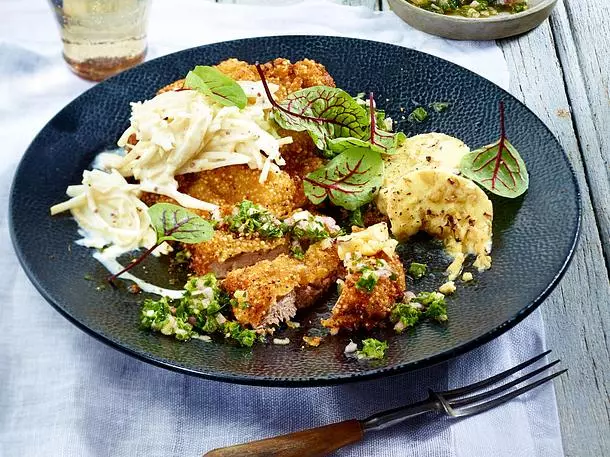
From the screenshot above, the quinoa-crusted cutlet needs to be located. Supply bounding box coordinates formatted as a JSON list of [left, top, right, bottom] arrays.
[[222, 241, 341, 329], [152, 57, 337, 281], [322, 253, 406, 332]]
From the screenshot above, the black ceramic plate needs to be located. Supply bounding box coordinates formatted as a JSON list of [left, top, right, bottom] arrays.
[[10, 36, 580, 386]]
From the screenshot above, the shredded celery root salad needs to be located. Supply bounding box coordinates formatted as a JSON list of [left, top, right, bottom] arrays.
[[50, 63, 529, 357]]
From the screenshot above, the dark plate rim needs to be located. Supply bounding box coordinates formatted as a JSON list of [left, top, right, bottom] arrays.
[[9, 35, 582, 387]]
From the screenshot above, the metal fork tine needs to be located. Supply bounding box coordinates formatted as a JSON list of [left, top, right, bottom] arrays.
[[441, 350, 552, 398], [451, 369, 568, 418], [449, 360, 560, 408]]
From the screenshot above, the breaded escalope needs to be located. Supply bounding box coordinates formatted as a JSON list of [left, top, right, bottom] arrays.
[[322, 253, 406, 333], [156, 58, 332, 178], [223, 241, 341, 329], [223, 254, 304, 329], [188, 230, 289, 279], [217, 57, 336, 101], [153, 58, 337, 280], [158, 58, 335, 101], [294, 241, 342, 309], [177, 165, 306, 218]]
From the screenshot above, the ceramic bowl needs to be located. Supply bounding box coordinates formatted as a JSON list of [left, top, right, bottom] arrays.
[[387, 0, 558, 40]]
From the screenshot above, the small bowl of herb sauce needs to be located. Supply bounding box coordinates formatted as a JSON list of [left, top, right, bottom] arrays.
[[387, 0, 558, 40]]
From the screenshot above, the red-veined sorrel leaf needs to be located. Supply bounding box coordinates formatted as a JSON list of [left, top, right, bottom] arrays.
[[184, 66, 247, 108], [108, 203, 214, 282], [149, 203, 214, 243], [324, 94, 405, 158], [327, 137, 379, 157], [460, 102, 529, 198], [365, 92, 405, 155], [255, 64, 369, 150], [303, 147, 383, 210]]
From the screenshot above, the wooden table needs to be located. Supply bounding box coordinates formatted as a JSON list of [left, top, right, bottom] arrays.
[[213, 1, 610, 455]]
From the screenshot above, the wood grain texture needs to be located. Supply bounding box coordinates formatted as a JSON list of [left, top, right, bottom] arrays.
[[203, 420, 363, 457], [499, 12, 610, 457], [548, 0, 610, 272]]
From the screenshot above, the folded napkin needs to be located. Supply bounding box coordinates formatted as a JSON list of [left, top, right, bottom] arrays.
[[0, 1, 562, 456]]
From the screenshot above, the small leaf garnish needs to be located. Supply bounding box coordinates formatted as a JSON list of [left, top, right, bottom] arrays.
[[365, 92, 405, 155], [303, 147, 383, 211], [320, 93, 404, 158], [255, 64, 369, 149], [149, 203, 215, 243], [326, 137, 378, 158], [460, 102, 529, 198], [107, 203, 214, 282], [408, 106, 428, 123], [184, 65, 247, 108]]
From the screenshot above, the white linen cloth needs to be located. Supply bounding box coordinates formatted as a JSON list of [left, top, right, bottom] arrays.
[[0, 1, 563, 456]]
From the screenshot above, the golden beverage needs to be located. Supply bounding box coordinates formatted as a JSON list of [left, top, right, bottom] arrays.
[[50, 0, 151, 81]]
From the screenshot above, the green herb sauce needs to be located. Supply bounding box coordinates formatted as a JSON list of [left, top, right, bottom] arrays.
[[409, 0, 527, 18]]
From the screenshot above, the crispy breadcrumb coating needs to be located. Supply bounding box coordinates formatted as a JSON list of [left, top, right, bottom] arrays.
[[158, 58, 335, 101], [223, 241, 341, 328], [188, 231, 288, 277], [177, 165, 305, 218], [322, 253, 406, 332], [223, 254, 304, 328]]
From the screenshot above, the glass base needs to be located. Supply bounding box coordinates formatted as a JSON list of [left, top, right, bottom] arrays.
[[64, 49, 146, 81]]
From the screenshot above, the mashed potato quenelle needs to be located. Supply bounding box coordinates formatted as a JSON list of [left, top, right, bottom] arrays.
[[384, 169, 493, 279]]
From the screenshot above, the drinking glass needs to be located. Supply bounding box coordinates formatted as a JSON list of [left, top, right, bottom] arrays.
[[49, 0, 151, 81]]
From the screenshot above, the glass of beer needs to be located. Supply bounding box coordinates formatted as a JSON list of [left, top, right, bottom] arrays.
[[49, 0, 151, 81]]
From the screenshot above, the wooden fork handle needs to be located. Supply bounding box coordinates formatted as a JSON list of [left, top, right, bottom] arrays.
[[203, 419, 364, 457]]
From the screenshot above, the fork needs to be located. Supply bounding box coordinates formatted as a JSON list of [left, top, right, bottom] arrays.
[[203, 350, 565, 457]]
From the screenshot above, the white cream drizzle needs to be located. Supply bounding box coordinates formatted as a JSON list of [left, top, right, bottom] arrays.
[[93, 251, 184, 299]]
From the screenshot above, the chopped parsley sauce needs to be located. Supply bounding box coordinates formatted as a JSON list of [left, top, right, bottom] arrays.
[[409, 0, 527, 17]]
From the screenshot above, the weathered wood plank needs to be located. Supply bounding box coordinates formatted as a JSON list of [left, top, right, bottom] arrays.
[[499, 15, 610, 457], [548, 0, 610, 272]]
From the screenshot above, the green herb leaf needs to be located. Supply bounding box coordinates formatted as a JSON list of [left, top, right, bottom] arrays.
[[148, 203, 214, 244], [108, 204, 214, 283], [303, 147, 383, 211], [223, 321, 257, 347], [357, 338, 388, 360], [140, 296, 171, 331], [366, 92, 406, 155], [327, 137, 377, 157], [326, 133, 405, 158], [390, 302, 423, 332], [355, 268, 378, 292], [430, 101, 450, 112], [290, 215, 332, 243], [370, 129, 406, 155], [348, 206, 365, 228], [408, 262, 427, 279], [290, 244, 305, 260], [271, 86, 370, 150], [459, 102, 529, 198], [408, 106, 428, 123], [184, 65, 247, 108], [413, 291, 448, 323], [225, 200, 286, 238]]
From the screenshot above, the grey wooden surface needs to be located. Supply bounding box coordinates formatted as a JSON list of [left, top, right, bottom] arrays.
[[212, 1, 610, 454]]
